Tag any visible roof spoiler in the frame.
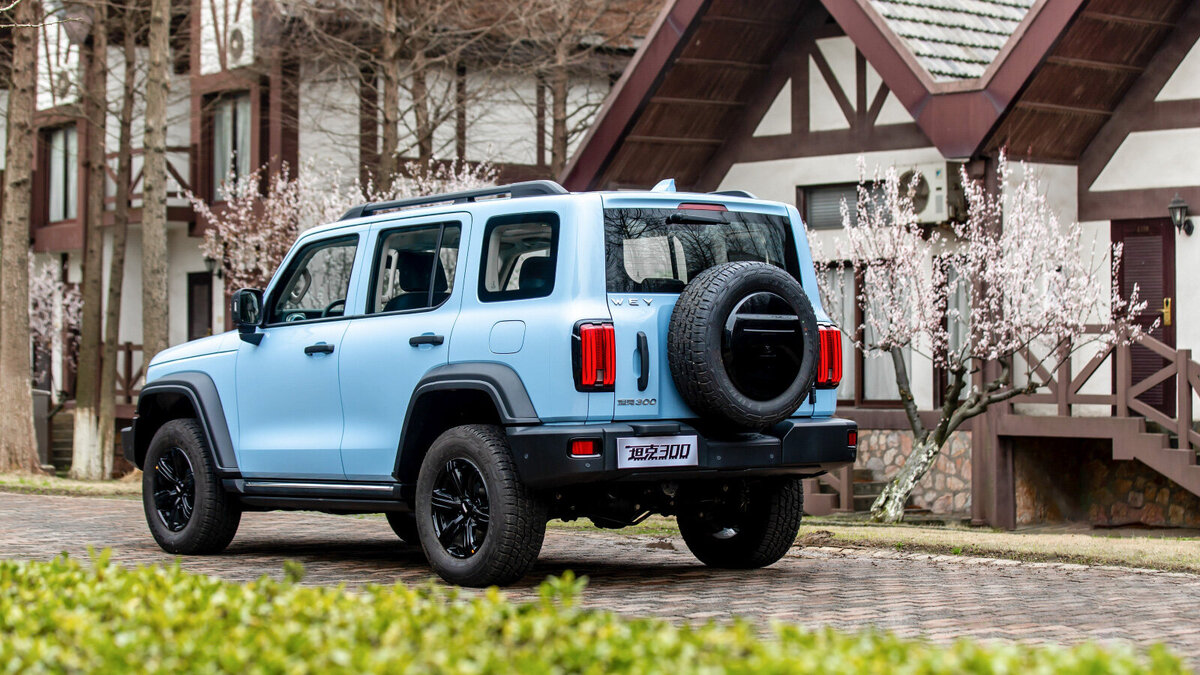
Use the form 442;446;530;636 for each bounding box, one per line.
339;180;569;221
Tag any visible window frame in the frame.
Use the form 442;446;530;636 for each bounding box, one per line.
264;234;361;327
364;220;463;317
44;124;79;224
477;211;560;303
203;90;256;203
819;262;905;409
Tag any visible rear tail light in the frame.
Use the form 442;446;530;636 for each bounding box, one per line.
848;430;858;447
574;321;616;391
570;438;600;457
815;325;843;389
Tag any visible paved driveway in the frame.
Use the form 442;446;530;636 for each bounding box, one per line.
3;492;1199;660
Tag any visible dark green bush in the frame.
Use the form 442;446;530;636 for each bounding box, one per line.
0;552;1187;674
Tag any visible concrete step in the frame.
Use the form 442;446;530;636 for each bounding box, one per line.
804;492;838;517
853;480;887;496
853;468;877;482
853;494;880;512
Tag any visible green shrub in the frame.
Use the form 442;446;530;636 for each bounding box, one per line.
0;552;1187;674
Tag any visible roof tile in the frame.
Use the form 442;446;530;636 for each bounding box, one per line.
870;0;1036;81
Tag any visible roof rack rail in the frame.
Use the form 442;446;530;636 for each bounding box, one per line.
339;180;569;221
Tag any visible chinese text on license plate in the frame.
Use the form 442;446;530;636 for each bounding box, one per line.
616;435;699;469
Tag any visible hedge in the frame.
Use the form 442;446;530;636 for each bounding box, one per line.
0;552;1188;674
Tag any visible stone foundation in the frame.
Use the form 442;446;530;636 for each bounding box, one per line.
1015;438;1200;528
856;429;971;514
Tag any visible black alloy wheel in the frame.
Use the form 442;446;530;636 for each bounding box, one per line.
153;447;196;532
430;458;491;559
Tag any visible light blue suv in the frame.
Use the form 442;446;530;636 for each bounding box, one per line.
124;180;856;586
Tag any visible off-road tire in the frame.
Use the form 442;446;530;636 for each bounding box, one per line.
385;512;420;544
677;479;803;569
142;419;241;554
415;424;547;587
668;261;819;429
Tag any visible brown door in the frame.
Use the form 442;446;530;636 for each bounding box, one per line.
187;272;213;342
1112;219;1175;415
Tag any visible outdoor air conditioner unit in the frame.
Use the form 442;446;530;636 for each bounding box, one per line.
899;162;966;224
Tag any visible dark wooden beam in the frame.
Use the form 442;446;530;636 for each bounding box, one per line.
673;57;770;71
648;96;745;107
1046;56;1143;74
1079;11;1174;29
700;15;776;28
625;135;724;146
1015;101;1114;117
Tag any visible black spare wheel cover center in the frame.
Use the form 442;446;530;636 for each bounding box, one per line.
667;261;819;429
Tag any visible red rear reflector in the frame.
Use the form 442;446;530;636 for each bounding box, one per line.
816;326;843;389
578;322;616;389
570;439;600;457
848;430;858;447
675;202;727;211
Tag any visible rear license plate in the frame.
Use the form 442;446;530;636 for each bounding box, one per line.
616;435;699;469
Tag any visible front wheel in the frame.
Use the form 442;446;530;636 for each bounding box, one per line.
678;479;803;569
415;425;547;587
142;419;241;554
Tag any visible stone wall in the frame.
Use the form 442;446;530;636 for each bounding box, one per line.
856;430;971;514
1015;438;1200;528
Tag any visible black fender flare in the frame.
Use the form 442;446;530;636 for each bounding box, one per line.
130;371;239;475
393;362;539;478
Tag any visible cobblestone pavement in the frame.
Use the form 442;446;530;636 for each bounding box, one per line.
3;492;1200;660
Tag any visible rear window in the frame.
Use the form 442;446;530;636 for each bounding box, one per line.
603;208;798;293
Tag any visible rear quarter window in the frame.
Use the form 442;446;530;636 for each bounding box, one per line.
603;208;799;293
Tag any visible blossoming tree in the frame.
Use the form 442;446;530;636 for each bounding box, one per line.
810;155;1146;523
189;160;497;290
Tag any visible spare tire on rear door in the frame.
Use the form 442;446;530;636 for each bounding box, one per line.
667;261;819;429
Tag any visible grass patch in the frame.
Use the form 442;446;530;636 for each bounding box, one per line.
0;553;1187;673
0;473;141;499
796;523;1200;573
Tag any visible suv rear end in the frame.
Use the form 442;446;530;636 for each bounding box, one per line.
505;188;856;553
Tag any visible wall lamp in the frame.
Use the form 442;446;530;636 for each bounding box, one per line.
1168;194;1194;236
203;255;224;279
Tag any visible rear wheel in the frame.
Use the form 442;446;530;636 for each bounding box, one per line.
142;419;241;554
415;425;547;587
678;479;803;569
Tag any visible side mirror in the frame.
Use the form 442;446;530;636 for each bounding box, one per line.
231;288;265;345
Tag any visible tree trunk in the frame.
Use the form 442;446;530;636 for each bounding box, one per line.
96;8;138;469
412;47;432;164
142;0;171;362
870;438;943;523
70;2;109;480
0;0;43;474
378;0;400;190
548;41;569;177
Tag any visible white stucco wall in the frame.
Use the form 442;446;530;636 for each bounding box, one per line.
808;36;914;133
1157;35;1200;101
298;61;361;183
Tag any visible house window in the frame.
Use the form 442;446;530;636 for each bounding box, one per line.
211;93;252;198
820;264;910;406
46;125;78;222
798;182;887;231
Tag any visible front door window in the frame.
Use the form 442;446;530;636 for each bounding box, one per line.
271;237;358;323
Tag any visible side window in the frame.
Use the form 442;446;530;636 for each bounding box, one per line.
370;223;462;314
270;236;358;324
479;212;559;302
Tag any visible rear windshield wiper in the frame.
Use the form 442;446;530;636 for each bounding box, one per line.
667;212;727;225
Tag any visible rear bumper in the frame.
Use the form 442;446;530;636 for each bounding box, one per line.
506;417;856;489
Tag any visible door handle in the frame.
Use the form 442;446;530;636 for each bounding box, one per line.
1160;298;1172;327
409;334;445;346
304;343;335;355
636;331;650;391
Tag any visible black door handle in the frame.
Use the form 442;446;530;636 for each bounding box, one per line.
304;343;335;355
409;334;445;346
636;331;650;391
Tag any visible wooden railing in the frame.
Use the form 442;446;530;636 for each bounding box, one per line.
1009;327;1200;451
103;146;193;207
114;342;144;405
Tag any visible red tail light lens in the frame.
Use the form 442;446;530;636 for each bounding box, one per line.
576;322;616;390
848;430;858;447
815;326;843;389
570;439;600;457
